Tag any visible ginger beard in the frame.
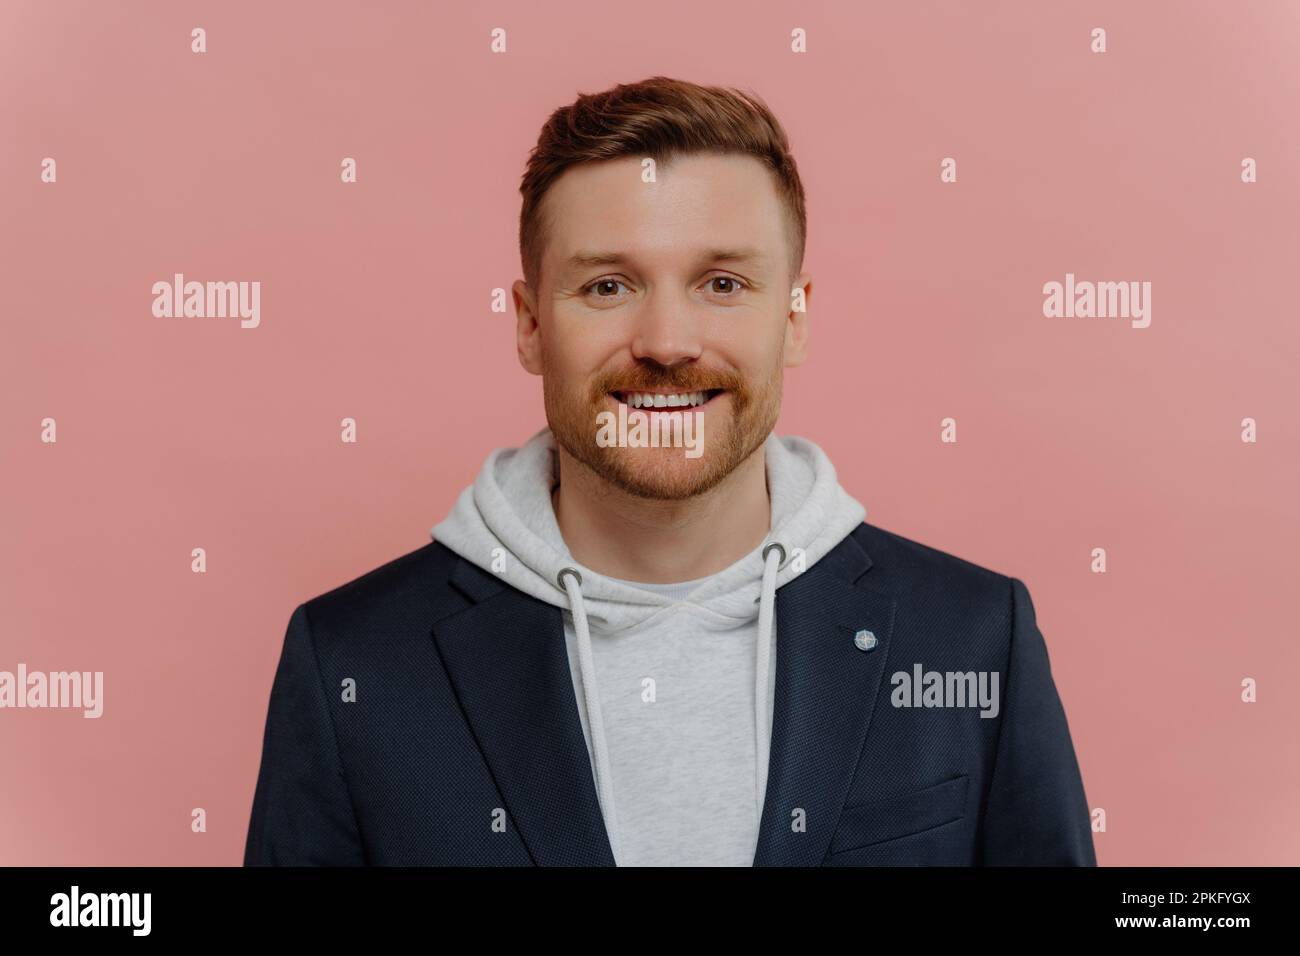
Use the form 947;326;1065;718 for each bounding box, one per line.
543;353;784;501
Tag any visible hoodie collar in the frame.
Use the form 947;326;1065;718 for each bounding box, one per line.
430;427;866;631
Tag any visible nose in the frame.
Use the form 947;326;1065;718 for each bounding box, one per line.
629;291;703;367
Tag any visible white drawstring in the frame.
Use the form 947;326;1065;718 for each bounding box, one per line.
559;566;623;865
755;542;784;820
559;542;785;866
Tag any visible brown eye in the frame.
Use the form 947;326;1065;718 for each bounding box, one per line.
708;276;746;295
585;278;629;297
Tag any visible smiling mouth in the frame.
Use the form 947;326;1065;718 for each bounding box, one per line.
609;389;725;410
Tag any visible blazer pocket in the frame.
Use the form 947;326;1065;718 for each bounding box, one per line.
829;774;969;854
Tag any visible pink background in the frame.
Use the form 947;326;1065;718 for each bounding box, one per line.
2;0;1297;866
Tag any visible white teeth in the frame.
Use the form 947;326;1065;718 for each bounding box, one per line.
618;390;713;408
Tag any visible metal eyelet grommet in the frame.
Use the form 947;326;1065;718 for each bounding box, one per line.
761;542;786;567
557;567;582;589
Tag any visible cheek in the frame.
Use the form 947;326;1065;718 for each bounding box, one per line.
547;320;628;377
541;344;606;401
714;325;784;374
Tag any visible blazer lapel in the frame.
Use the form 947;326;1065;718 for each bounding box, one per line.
432;559;615;866
432;530;896;869
752;533;898;866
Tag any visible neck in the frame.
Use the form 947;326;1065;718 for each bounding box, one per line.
551;442;771;584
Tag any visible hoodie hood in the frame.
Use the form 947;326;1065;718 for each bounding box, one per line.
431;426;866;629
430;426;866;864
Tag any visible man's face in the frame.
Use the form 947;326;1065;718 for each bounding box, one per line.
515;151;810;500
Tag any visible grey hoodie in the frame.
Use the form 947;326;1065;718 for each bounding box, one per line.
431;426;866;864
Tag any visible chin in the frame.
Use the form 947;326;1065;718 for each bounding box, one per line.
595;449;730;501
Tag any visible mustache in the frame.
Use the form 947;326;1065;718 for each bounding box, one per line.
593;368;748;396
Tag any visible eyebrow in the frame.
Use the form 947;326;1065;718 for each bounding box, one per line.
565;247;768;271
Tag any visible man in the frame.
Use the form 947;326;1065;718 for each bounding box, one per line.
244;76;1096;866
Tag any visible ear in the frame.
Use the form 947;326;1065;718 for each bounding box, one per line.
784;271;812;367
514;278;544;376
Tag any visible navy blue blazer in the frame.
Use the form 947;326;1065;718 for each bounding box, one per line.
243;522;1097;866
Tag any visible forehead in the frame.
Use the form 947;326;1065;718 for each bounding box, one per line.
540;152;787;275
